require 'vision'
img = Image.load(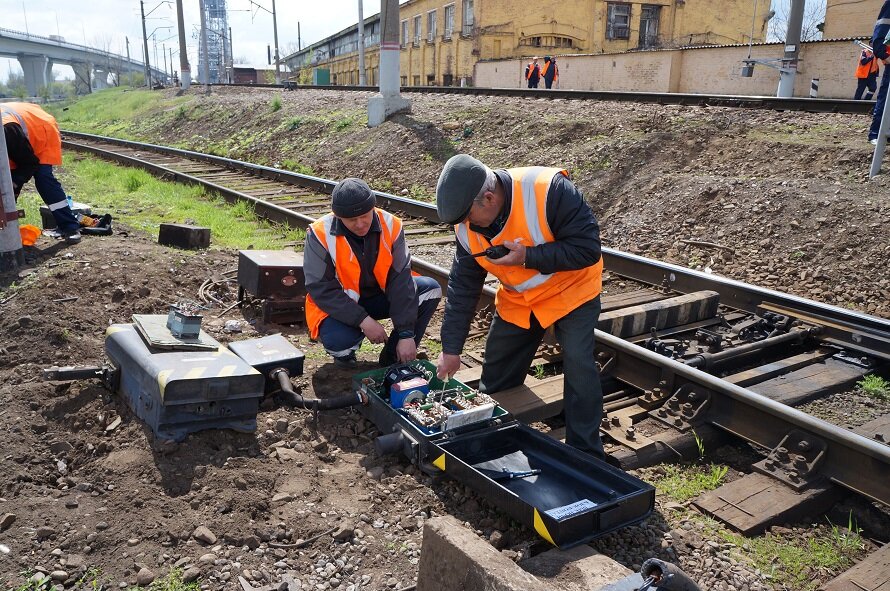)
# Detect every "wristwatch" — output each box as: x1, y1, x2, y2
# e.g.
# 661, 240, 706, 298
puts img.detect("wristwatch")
397, 330, 415, 340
